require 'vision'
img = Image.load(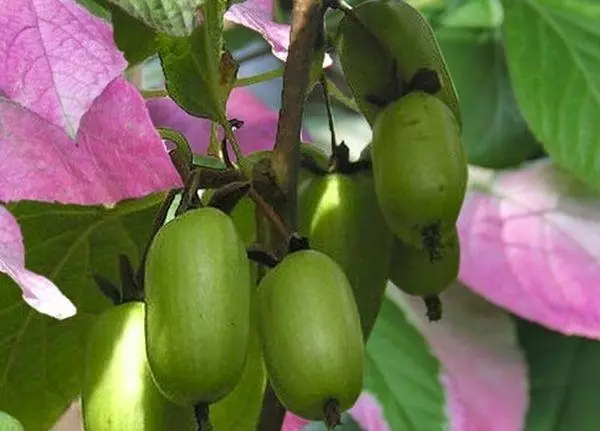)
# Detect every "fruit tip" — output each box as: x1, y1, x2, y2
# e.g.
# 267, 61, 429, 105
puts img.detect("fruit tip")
424, 295, 442, 322
324, 398, 342, 429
